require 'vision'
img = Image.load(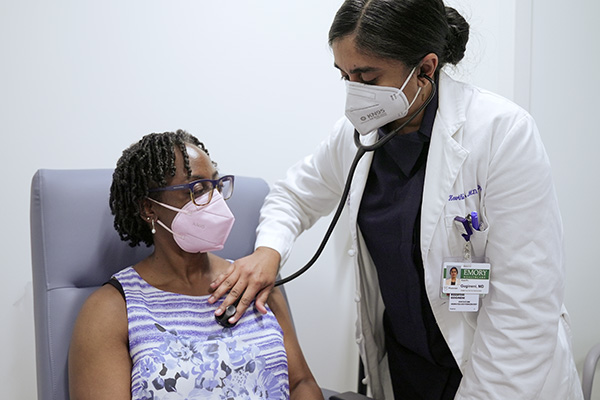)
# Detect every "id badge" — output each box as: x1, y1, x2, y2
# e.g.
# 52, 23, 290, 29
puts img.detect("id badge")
448, 293, 480, 312
443, 212, 491, 312
440, 260, 491, 312
442, 262, 490, 295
